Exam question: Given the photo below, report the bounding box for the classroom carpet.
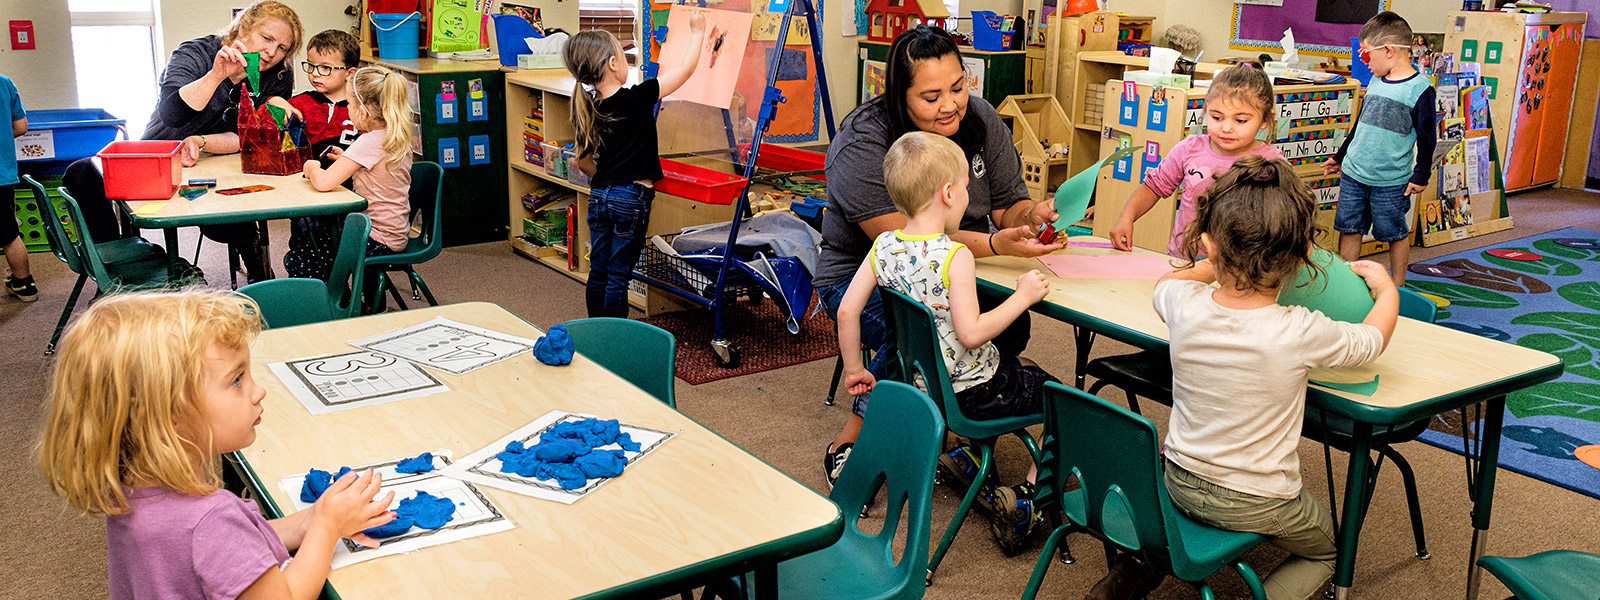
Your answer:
[1405,226,1600,501]
[641,293,840,385]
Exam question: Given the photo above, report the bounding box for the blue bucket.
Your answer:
[371,12,421,59]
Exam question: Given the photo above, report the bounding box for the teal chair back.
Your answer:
[22,175,85,274]
[1039,381,1267,585]
[563,317,676,408]
[1479,550,1600,600]
[1397,287,1437,323]
[238,213,371,329]
[56,188,117,288]
[372,161,443,263]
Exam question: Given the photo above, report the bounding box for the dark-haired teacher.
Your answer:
[817,26,1060,485]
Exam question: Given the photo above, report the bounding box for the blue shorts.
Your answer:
[1333,176,1412,243]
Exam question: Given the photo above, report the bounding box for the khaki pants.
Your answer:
[1164,462,1337,600]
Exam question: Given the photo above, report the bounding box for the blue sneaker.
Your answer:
[990,482,1043,556]
[936,445,996,515]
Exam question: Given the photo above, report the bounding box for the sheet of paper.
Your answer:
[1465,135,1492,194]
[1036,254,1176,280]
[350,317,539,376]
[1049,145,1140,231]
[657,7,754,109]
[1280,28,1298,63]
[276,452,514,569]
[268,350,449,415]
[131,202,167,215]
[438,410,676,505]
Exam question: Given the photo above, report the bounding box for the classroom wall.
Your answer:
[157,0,356,95]
[0,0,79,110]
[1106,0,1451,62]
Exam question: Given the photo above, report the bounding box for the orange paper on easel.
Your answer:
[657,6,754,109]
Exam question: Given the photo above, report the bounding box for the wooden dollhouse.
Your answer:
[865,0,951,43]
[996,94,1073,202]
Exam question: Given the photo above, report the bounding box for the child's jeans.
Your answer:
[1333,175,1412,243]
[1164,461,1337,600]
[585,182,654,318]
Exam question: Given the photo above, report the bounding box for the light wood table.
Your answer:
[118,153,367,275]
[238,303,842,599]
[974,237,1563,600]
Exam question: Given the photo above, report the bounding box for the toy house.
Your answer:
[866,0,951,43]
[996,94,1073,202]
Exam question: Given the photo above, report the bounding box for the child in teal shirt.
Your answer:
[0,72,36,302]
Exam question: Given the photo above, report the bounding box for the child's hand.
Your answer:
[1321,158,1340,176]
[1348,260,1396,296]
[1015,269,1050,303]
[1404,182,1426,196]
[311,469,396,544]
[1108,217,1134,251]
[265,97,303,121]
[1027,199,1059,229]
[844,369,876,396]
[323,146,344,160]
[689,9,707,36]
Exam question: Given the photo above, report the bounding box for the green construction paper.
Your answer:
[1277,247,1376,323]
[1310,375,1380,396]
[266,104,287,130]
[1049,145,1140,231]
[244,51,261,94]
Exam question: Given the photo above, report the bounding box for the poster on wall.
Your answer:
[961,56,985,99]
[1230,0,1392,58]
[862,59,887,102]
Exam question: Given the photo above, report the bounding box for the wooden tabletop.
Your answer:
[120,154,367,228]
[359,50,506,75]
[975,237,1562,424]
[241,303,842,599]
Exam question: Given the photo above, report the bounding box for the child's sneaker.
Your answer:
[990,482,1043,556]
[936,445,996,515]
[823,442,853,491]
[5,275,38,302]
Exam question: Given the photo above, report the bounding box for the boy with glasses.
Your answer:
[1322,11,1436,287]
[284,29,363,279]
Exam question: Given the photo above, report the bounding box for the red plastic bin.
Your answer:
[737,143,827,180]
[97,140,183,200]
[657,158,748,205]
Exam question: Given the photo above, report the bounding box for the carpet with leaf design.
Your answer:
[1405,227,1600,499]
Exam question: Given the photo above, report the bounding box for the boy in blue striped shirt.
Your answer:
[1323,11,1436,287]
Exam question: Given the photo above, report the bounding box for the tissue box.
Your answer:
[519,54,565,69]
[1122,70,1191,89]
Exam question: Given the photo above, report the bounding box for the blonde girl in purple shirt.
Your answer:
[1108,64,1285,256]
[39,291,397,600]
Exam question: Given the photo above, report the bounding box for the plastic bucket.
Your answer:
[371,12,421,59]
[97,140,183,200]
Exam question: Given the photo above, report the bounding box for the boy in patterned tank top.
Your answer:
[834,131,1058,552]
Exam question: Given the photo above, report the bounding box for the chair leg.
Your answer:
[47,274,88,355]
[1125,390,1142,415]
[370,271,390,312]
[407,268,438,306]
[825,355,843,406]
[1087,379,1109,396]
[1021,524,1075,600]
[927,441,995,584]
[1233,559,1268,600]
[385,278,410,310]
[228,245,240,289]
[1379,444,1430,559]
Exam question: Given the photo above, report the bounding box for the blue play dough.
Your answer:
[363,514,413,538]
[533,323,574,366]
[361,491,457,538]
[300,466,354,503]
[395,452,435,474]
[495,418,638,489]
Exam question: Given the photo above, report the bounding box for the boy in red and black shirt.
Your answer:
[284,29,364,279]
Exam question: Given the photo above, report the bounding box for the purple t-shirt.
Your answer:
[1142,135,1284,256]
[107,487,290,600]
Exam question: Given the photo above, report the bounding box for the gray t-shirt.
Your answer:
[814,96,1029,287]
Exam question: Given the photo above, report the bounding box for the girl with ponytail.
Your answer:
[301,65,416,262]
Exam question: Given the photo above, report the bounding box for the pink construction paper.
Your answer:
[1037,254,1176,280]
[1066,240,1115,248]
[657,6,754,110]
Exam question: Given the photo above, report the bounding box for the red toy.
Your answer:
[238,83,312,176]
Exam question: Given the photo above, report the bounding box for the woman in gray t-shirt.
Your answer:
[817,25,1062,489]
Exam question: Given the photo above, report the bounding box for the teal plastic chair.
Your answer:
[563,317,677,408]
[55,187,204,293]
[1022,381,1269,600]
[774,380,944,600]
[877,287,1045,582]
[236,213,372,329]
[1478,550,1600,600]
[1302,286,1438,559]
[21,175,168,354]
[368,161,444,311]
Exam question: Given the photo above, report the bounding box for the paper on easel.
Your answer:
[1280,28,1299,63]
[657,7,754,109]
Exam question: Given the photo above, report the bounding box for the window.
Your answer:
[579,0,638,50]
[69,0,161,136]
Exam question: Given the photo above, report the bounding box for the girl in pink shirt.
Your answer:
[1109,64,1284,256]
[299,65,414,272]
[39,291,396,600]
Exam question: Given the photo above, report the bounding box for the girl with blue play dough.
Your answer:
[39,290,397,600]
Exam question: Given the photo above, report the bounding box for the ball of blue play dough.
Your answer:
[395,452,435,474]
[300,466,354,503]
[1277,247,1376,323]
[534,323,574,366]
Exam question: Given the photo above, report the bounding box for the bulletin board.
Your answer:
[1230,0,1392,58]
[641,0,824,143]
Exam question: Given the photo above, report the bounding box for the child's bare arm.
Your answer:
[1158,258,1215,284]
[836,258,879,394]
[1109,184,1162,251]
[1349,260,1399,350]
[303,156,362,192]
[11,117,25,138]
[657,10,709,99]
[239,470,395,600]
[946,246,1047,349]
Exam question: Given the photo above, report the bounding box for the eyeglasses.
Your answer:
[1357,44,1410,63]
[300,61,351,76]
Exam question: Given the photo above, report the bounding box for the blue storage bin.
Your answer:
[19,108,126,162]
[492,14,544,67]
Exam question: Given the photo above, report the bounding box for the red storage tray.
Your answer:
[97,140,183,200]
[657,158,748,205]
[735,143,828,180]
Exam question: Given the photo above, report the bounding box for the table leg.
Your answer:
[1464,396,1505,600]
[752,564,777,600]
[1332,421,1375,598]
[163,228,180,277]
[1072,326,1096,389]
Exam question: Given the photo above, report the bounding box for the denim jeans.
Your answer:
[586,182,654,318]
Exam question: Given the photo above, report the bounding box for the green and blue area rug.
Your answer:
[1406,227,1600,500]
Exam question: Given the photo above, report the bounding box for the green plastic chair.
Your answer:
[1477,550,1600,600]
[774,380,944,600]
[21,175,168,354]
[236,213,372,329]
[563,317,677,408]
[55,187,204,294]
[367,161,444,312]
[1023,381,1269,600]
[877,287,1044,582]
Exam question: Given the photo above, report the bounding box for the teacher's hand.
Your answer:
[180,136,204,167]
[993,224,1063,258]
[210,41,249,83]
